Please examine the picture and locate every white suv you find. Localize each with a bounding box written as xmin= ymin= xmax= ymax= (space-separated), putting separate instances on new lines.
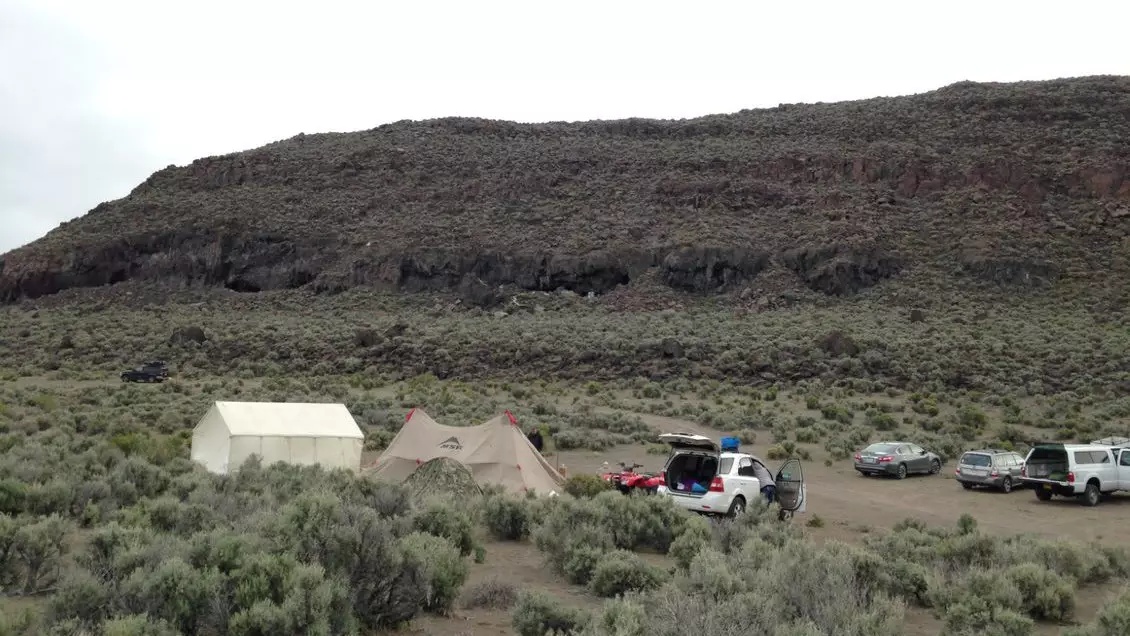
xmin=1020 ymin=438 xmax=1130 ymax=506
xmin=654 ymin=432 xmax=806 ymax=517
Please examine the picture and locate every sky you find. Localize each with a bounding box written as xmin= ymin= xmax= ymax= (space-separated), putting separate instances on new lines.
xmin=2 ymin=0 xmax=1128 ymax=253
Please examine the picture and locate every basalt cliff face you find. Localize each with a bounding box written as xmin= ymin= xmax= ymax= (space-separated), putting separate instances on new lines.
xmin=3 ymin=76 xmax=1129 ymax=304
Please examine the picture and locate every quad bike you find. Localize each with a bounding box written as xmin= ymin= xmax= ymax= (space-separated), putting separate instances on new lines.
xmin=601 ymin=462 xmax=663 ymax=495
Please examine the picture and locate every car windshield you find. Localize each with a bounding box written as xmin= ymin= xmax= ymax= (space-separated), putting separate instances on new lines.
xmin=864 ymin=443 xmax=899 ymax=454
xmin=961 ymin=453 xmax=991 ymax=467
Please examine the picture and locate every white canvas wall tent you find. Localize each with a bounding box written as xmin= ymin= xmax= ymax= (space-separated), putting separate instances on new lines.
xmin=367 ymin=408 xmax=565 ymax=495
xmin=190 ymin=401 xmax=364 ymax=475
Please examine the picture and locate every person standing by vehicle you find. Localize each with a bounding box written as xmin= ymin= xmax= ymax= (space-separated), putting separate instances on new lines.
xmin=751 ymin=456 xmax=776 ymax=504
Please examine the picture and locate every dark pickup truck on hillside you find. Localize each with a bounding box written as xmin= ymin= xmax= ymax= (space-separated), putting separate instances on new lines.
xmin=120 ymin=361 xmax=169 ymax=383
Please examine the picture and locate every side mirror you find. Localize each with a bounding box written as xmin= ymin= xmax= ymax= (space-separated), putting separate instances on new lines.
xmin=919 ymin=449 xmax=927 ymax=455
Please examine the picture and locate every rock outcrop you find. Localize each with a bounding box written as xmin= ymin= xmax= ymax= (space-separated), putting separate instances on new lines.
xmin=4 ymin=76 xmax=1130 ymax=303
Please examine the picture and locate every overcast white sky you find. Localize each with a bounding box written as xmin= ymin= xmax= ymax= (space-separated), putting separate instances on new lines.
xmin=2 ymin=0 xmax=1128 ymax=253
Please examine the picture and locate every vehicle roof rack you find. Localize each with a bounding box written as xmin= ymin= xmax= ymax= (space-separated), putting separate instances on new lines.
xmin=1091 ymin=437 xmax=1130 ymax=447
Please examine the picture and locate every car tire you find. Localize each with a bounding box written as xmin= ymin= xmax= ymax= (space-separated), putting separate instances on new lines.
xmin=895 ymin=464 xmax=907 ymax=480
xmin=1080 ymin=483 xmax=1101 ymax=507
xmin=1001 ymin=477 xmax=1013 ymax=493
xmin=929 ymin=459 xmax=941 ymax=475
xmin=1035 ymin=488 xmax=1053 ymax=501
xmin=727 ymin=496 xmax=746 ymax=518
xmin=961 ymin=482 xmax=973 ymax=490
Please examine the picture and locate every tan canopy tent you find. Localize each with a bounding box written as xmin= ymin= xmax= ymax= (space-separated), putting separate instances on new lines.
xmin=368 ymin=408 xmax=565 ymax=495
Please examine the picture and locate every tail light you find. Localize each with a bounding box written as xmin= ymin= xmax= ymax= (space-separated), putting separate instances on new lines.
xmin=878 ymin=456 xmax=893 ymax=463
xmin=1021 ymin=466 xmax=1027 ymax=477
xmin=709 ymin=477 xmax=725 ymax=492
xmin=854 ymin=454 xmax=861 ymax=461
xmin=1067 ymin=472 xmax=1075 ymax=484
xmin=659 ymin=471 xmax=666 ymax=482
xmin=990 ymin=471 xmax=999 ymax=478
xmin=954 ymin=469 xmax=961 ymax=476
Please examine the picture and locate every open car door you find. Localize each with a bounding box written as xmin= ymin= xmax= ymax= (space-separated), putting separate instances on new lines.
xmin=775 ymin=458 xmax=805 ymax=514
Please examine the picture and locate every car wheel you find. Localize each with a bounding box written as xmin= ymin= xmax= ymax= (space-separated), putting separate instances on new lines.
xmin=929 ymin=459 xmax=941 ymax=475
xmin=961 ymin=482 xmax=973 ymax=490
xmin=895 ymin=464 xmax=907 ymax=480
xmin=1035 ymin=488 xmax=1053 ymax=501
xmin=727 ymin=496 xmax=746 ymax=518
xmin=1001 ymin=477 xmax=1013 ymax=493
xmin=1080 ymin=483 xmax=1101 ymax=507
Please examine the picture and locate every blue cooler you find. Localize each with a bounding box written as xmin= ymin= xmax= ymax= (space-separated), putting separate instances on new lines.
xmin=720 ymin=436 xmax=740 ymax=452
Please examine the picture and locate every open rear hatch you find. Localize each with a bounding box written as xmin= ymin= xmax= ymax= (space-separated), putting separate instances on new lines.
xmin=658 ymin=433 xmax=719 ymax=453
xmin=658 ymin=433 xmax=720 ymax=497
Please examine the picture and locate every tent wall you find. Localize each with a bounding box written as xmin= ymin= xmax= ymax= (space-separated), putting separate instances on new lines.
xmin=190 ymin=405 xmax=232 ymax=474
xmin=227 ymin=435 xmax=363 ymax=472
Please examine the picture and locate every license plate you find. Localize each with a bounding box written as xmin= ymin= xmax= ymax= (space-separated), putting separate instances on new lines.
xmin=961 ymin=468 xmax=987 ymax=476
xmin=863 ymin=458 xmax=875 ymax=464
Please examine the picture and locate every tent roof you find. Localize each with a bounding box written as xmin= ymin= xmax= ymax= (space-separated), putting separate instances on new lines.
xmin=209 ymin=401 xmax=364 ymax=439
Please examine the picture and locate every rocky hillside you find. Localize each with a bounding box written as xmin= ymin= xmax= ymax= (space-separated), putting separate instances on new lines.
xmin=2 ymin=76 xmax=1129 ymax=304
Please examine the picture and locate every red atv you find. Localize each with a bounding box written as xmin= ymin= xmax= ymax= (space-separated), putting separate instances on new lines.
xmin=602 ymin=462 xmax=664 ymax=495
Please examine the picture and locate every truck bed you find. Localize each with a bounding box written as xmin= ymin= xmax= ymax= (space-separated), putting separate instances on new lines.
xmin=1025 ymin=459 xmax=1069 ymax=481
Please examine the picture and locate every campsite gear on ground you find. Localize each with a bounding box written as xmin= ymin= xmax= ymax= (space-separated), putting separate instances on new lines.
xmin=600 ymin=461 xmax=662 ymax=495
xmin=368 ymin=408 xmax=564 ymax=495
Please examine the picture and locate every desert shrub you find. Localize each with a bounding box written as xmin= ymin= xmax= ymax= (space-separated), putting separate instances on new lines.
xmin=941 ymin=599 xmax=1033 ymax=636
xmin=1004 ymin=562 xmax=1075 ymax=621
xmin=0 ymin=479 xmax=28 ymax=515
xmin=668 ymin=514 xmax=712 ymax=570
xmin=865 ymin=408 xmax=898 ymax=431
xmin=480 ymin=493 xmax=531 ymax=540
xmin=588 ymin=596 xmax=650 ymax=636
xmin=398 ymin=531 xmax=468 ymax=615
xmin=100 ymin=614 xmax=182 ymax=636
xmin=227 ymin=600 xmax=289 ymax=636
xmin=462 ymin=578 xmax=518 ymax=609
xmin=11 ymin=514 xmax=71 ymax=594
xmin=1063 ymin=590 xmax=1130 ymax=636
xmin=794 ymin=427 xmax=821 ymax=444
xmin=47 ymin=569 xmax=111 ymax=628
xmin=414 ymin=501 xmax=476 ymax=556
xmin=564 ymin=474 xmax=611 ymax=498
xmin=585 ymin=536 xmax=905 ymax=636
xmin=588 ymin=550 xmax=667 ymax=597
xmin=512 ymin=590 xmax=590 ymax=636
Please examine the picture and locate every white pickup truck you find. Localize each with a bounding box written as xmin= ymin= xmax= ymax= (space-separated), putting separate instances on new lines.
xmin=1020 ymin=438 xmax=1130 ymax=506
